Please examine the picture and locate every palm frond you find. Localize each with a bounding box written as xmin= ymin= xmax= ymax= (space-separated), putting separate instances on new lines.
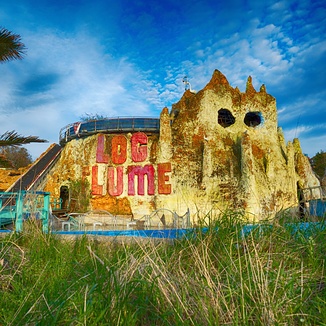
xmin=0 ymin=131 xmax=47 ymax=147
xmin=0 ymin=27 xmax=26 ymax=62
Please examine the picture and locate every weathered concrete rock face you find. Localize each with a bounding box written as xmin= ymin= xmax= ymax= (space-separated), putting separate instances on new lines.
xmin=166 ymin=69 xmax=319 ymax=219
xmin=43 ymin=69 xmax=319 ymax=221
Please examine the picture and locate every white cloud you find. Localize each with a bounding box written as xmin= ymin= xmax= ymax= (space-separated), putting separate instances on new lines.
xmin=296 ymin=133 xmax=326 ymax=157
xmin=283 ymin=125 xmax=312 ymax=140
xmin=278 ymin=96 xmax=321 ymax=124
xmin=1 ymin=0 xmax=325 ymax=160
xmin=0 ymin=28 xmax=165 ymax=159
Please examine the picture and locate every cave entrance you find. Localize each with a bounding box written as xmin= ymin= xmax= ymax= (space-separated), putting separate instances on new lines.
xmin=244 ymin=112 xmax=262 ymax=127
xmin=60 ymin=185 xmax=70 ymax=209
xmin=297 ymin=182 xmax=305 ymax=219
xmin=218 ymin=108 xmax=235 ymax=128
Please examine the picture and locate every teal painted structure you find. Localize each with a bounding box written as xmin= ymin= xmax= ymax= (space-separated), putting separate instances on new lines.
xmin=309 ymin=199 xmax=326 ymax=217
xmin=0 ymin=191 xmax=50 ymax=232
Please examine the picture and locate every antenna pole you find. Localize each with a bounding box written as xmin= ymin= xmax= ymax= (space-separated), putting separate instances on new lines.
xmin=182 ymin=76 xmax=191 ymax=91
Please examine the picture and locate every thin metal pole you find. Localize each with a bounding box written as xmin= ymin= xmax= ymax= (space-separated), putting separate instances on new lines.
xmin=15 ymin=192 xmax=24 ymax=232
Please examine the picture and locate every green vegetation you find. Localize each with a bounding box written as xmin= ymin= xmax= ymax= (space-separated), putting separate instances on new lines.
xmin=69 ymin=178 xmax=91 ymax=212
xmin=79 ymin=113 xmax=109 ymax=121
xmin=0 ymin=27 xmax=26 ymax=62
xmin=0 ymin=146 xmax=33 ymax=169
xmin=0 ymin=215 xmax=325 ymax=325
xmin=311 ymin=150 xmax=326 ymax=180
xmin=1 ymin=28 xmax=47 ymax=167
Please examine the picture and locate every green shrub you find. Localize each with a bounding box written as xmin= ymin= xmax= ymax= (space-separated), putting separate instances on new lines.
xmin=69 ymin=179 xmax=90 ymax=212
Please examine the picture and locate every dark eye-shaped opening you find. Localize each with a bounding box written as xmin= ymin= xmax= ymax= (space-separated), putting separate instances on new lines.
xmin=244 ymin=112 xmax=262 ymax=127
xmin=218 ymin=109 xmax=235 ymax=128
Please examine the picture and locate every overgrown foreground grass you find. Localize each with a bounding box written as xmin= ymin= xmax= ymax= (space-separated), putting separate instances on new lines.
xmin=0 ymin=216 xmax=325 ymax=325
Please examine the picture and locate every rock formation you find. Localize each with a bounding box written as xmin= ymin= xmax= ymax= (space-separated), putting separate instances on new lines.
xmin=41 ymin=69 xmax=320 ymax=221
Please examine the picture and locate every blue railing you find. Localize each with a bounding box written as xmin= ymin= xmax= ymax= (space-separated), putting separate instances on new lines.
xmin=53 ymin=222 xmax=326 ymax=239
xmin=59 ymin=117 xmax=160 ymax=145
xmin=0 ymin=191 xmax=50 ymax=232
xmin=309 ymin=199 xmax=326 ymax=217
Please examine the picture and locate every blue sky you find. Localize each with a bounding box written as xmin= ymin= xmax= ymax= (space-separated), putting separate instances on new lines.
xmin=1 ymin=0 xmax=325 ymax=159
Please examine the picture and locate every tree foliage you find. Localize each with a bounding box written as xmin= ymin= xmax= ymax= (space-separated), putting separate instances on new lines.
xmin=0 ymin=146 xmax=32 ymax=169
xmin=0 ymin=131 xmax=47 ymax=167
xmin=0 ymin=28 xmax=47 ymax=167
xmin=69 ymin=179 xmax=91 ymax=212
xmin=0 ymin=131 xmax=46 ymax=147
xmin=79 ymin=113 xmax=109 ymax=121
xmin=311 ymin=150 xmax=326 ymax=179
xmin=0 ymin=27 xmax=26 ymax=62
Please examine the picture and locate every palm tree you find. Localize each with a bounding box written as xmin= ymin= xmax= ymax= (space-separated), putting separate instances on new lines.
xmin=0 ymin=132 xmax=47 ymax=167
xmin=0 ymin=28 xmax=47 ymax=167
xmin=0 ymin=131 xmax=46 ymax=147
xmin=0 ymin=27 xmax=26 ymax=62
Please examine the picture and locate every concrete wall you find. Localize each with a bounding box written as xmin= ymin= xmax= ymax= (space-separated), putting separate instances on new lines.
xmin=42 ymin=70 xmax=320 ymax=222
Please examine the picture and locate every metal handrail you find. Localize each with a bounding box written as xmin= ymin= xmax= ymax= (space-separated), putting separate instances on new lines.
xmin=0 ymin=191 xmax=50 ymax=231
xmin=59 ymin=117 xmax=160 ymax=145
xmin=299 ymin=186 xmax=326 ymax=202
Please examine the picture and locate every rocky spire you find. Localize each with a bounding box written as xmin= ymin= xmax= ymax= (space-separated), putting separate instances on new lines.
xmin=246 ymin=76 xmax=256 ymax=95
xmin=260 ymin=84 xmax=266 ymax=93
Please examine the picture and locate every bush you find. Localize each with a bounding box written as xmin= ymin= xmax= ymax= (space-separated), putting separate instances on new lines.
xmin=69 ymin=179 xmax=91 ymax=212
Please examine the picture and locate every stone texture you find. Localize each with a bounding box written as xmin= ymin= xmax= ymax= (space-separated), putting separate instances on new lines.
xmin=165 ymin=70 xmax=319 ymax=219
xmin=40 ymin=69 xmax=319 ymax=221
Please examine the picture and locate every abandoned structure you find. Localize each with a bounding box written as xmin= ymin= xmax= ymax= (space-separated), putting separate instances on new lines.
xmin=16 ymin=69 xmax=320 ymax=221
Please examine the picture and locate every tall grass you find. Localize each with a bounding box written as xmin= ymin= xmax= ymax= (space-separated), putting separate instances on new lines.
xmin=0 ymin=216 xmax=325 ymax=325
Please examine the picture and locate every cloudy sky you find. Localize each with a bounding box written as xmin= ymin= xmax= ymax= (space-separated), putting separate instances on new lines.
xmin=1 ymin=0 xmax=325 ymax=159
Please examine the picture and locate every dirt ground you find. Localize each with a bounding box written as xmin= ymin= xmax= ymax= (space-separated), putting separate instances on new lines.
xmin=0 ymin=167 xmax=29 ymax=192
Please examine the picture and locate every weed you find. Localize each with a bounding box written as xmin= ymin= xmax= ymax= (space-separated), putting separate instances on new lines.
xmin=0 ymin=213 xmax=325 ymax=325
